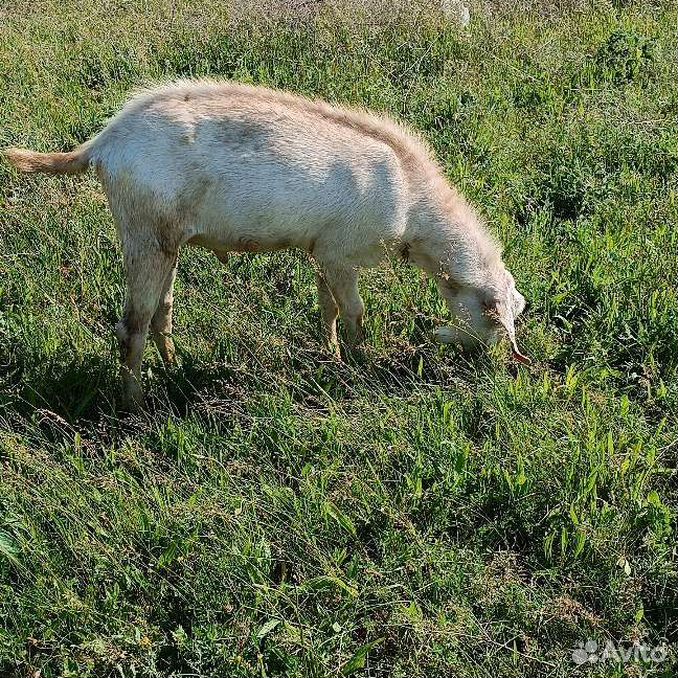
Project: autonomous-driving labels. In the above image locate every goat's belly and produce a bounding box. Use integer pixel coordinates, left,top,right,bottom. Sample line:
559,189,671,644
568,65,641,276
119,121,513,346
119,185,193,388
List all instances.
179,157,405,261
186,232,298,255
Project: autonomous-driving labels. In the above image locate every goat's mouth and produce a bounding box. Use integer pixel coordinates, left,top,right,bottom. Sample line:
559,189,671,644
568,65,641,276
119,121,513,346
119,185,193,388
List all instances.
435,325,531,365
433,325,487,348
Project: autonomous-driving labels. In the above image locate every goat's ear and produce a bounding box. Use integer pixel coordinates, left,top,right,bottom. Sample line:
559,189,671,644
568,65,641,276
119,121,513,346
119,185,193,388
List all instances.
484,299,531,365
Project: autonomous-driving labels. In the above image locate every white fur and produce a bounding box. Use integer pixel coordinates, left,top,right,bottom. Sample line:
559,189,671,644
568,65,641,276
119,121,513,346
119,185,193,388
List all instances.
5,80,528,406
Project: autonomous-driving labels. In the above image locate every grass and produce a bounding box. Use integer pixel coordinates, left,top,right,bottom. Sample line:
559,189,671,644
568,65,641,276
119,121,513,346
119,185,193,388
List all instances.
0,0,677,676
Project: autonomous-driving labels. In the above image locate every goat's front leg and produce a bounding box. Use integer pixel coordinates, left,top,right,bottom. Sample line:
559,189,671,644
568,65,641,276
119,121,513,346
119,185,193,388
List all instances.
318,264,365,349
117,244,177,410
315,270,340,358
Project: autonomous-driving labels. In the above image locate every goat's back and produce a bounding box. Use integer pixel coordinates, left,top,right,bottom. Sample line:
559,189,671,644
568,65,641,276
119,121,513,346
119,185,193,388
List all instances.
90,81,431,254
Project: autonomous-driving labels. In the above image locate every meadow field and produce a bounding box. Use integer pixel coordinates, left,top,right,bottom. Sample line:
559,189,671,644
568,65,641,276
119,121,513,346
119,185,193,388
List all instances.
0,0,677,676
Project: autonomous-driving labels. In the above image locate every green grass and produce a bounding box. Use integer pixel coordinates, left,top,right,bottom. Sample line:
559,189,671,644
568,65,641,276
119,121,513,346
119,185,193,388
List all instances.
1,1,677,676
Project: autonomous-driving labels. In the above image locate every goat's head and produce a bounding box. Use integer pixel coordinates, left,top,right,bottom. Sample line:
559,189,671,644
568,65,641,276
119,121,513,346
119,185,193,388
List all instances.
435,268,529,363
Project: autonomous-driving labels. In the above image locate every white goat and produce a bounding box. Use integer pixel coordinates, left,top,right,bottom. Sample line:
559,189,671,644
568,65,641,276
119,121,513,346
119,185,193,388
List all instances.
4,80,529,408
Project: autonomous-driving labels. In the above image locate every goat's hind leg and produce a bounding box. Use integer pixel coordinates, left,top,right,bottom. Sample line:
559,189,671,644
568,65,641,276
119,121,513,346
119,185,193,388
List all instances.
117,240,178,410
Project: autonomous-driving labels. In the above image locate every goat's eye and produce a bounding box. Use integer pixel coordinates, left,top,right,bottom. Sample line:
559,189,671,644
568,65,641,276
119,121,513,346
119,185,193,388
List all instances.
482,300,498,315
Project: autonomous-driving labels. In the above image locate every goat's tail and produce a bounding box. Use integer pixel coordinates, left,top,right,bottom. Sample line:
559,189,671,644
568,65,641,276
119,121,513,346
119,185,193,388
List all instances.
2,145,91,175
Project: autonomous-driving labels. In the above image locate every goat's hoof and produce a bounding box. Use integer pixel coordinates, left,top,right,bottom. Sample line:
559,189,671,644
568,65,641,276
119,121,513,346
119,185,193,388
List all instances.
322,339,342,361
121,397,144,414
121,382,145,413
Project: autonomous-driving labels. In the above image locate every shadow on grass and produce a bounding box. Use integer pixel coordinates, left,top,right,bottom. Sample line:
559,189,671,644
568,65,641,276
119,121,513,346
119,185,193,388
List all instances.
3,355,117,422
0,328,483,433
